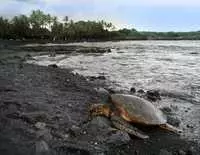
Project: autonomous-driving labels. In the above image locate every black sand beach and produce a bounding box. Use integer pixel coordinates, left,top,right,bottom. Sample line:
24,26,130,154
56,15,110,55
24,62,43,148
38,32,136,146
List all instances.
0,41,199,155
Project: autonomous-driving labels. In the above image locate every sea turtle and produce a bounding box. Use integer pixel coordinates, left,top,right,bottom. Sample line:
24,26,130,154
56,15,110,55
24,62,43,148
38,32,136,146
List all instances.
90,94,182,139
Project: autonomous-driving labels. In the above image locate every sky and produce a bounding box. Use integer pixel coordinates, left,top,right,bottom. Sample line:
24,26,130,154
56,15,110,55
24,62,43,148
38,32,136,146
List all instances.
0,0,200,31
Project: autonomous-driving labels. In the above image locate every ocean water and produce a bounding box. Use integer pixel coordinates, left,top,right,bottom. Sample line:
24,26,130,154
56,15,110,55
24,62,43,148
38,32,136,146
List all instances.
27,40,200,143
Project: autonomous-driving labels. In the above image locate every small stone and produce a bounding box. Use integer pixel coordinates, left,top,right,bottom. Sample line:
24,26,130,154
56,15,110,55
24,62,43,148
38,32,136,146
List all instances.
178,149,186,155
186,124,193,128
36,129,52,141
90,116,111,128
35,122,46,130
48,64,58,68
130,87,136,93
69,125,81,137
161,107,172,114
107,131,131,146
35,140,49,155
64,134,70,139
167,116,181,127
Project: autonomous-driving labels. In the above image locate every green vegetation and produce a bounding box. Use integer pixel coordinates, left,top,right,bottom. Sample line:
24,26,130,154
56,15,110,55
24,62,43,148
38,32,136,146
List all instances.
0,10,200,41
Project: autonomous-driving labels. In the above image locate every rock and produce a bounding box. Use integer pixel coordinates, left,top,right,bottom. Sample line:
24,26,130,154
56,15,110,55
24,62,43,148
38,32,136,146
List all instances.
137,89,145,94
130,87,136,93
68,125,82,137
106,130,131,146
107,88,117,94
186,124,193,128
90,116,111,128
88,76,106,81
37,129,52,141
35,140,50,155
35,122,46,130
159,149,172,155
178,150,186,155
95,87,110,103
161,107,173,114
48,64,58,68
167,116,181,127
146,90,161,101
20,111,48,124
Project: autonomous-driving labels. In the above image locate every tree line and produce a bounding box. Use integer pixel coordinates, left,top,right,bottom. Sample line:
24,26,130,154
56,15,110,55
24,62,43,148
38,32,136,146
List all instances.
0,10,200,41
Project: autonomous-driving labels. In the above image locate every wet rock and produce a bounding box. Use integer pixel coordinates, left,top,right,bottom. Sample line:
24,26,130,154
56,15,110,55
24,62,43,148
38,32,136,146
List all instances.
35,140,50,155
24,54,34,60
159,149,172,155
48,64,58,68
130,87,136,93
190,52,198,55
146,90,161,101
106,131,131,146
186,124,193,129
35,122,46,130
161,107,173,114
107,88,117,94
88,76,106,81
137,89,145,94
167,116,181,127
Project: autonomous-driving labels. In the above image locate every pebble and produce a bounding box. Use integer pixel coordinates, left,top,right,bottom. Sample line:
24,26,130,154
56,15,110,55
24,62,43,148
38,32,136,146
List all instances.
35,140,50,155
35,122,46,130
130,87,136,93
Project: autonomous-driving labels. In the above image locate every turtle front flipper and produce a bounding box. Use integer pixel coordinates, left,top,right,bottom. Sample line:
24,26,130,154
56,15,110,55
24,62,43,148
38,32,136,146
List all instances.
111,115,149,139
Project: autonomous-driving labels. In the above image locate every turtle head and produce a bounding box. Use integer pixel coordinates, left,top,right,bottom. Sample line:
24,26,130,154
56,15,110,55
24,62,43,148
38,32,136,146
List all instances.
90,104,111,118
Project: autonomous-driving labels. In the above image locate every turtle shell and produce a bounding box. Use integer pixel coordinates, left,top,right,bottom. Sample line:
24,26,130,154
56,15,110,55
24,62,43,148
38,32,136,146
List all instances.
111,94,167,125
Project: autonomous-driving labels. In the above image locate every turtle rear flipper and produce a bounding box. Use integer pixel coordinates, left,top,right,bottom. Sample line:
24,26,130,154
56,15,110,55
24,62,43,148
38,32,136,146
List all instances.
160,123,182,134
111,115,149,139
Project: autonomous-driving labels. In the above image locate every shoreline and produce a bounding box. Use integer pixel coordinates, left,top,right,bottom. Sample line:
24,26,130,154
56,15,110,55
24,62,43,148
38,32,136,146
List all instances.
0,42,199,154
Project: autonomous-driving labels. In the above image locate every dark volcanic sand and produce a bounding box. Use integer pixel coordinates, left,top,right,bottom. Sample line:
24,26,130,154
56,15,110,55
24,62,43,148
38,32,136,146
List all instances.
0,43,199,155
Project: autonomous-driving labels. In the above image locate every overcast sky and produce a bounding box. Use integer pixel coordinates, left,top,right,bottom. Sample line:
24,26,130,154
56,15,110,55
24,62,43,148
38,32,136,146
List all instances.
0,0,200,31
